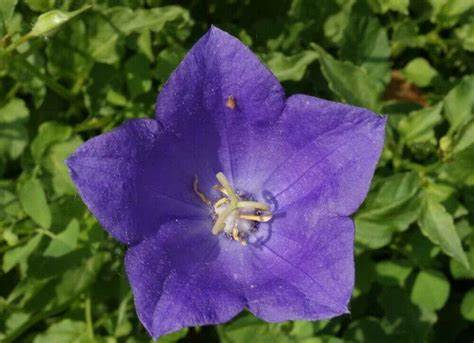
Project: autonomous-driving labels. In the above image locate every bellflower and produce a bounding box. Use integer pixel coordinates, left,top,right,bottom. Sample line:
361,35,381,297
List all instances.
66,26,386,339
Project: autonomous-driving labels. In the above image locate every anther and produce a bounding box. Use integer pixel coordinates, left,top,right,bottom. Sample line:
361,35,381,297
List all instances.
196,172,272,244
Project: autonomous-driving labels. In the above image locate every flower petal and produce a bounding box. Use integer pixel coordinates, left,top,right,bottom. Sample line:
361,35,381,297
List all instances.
125,218,245,339
155,26,285,183
244,213,354,321
67,119,208,245
263,95,386,216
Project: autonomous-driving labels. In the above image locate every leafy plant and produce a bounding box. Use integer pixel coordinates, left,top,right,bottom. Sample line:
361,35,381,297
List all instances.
1,0,472,342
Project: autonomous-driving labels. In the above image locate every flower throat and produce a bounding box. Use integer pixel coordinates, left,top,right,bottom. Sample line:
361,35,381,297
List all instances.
193,172,272,245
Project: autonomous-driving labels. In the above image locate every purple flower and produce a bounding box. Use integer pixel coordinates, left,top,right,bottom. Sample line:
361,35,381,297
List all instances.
66,26,386,339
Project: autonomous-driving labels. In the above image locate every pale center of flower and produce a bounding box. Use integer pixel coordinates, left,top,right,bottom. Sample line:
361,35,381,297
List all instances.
193,172,272,245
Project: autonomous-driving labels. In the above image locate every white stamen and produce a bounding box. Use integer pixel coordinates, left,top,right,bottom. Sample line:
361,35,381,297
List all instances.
210,172,272,243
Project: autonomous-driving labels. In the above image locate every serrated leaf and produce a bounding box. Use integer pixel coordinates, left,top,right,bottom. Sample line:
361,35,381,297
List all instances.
43,219,80,257
355,172,422,249
266,50,318,82
314,45,382,111
18,176,51,229
107,6,192,35
340,3,390,84
450,243,474,279
398,103,443,145
418,195,469,268
429,0,474,27
2,234,42,273
411,270,450,311
0,0,17,35
440,143,474,185
444,75,474,133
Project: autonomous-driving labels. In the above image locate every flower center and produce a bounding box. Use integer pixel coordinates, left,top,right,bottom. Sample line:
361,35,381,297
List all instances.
193,172,272,245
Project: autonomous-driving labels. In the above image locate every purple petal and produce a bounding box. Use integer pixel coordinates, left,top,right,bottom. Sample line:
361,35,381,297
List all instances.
244,214,355,321
263,95,386,216
125,218,245,338
155,26,286,185
66,119,208,245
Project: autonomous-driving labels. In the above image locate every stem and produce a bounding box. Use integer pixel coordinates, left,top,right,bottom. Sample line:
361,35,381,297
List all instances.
5,33,33,53
13,56,74,100
85,295,94,340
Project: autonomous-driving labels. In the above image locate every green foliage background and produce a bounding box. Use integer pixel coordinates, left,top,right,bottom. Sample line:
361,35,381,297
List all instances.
1,0,473,342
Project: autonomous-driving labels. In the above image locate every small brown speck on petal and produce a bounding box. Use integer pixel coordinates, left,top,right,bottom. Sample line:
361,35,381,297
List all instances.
225,96,236,110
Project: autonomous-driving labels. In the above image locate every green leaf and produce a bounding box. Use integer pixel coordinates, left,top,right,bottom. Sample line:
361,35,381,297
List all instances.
289,0,342,43
314,45,382,111
18,176,51,229
418,195,469,268
154,46,186,81
368,0,409,14
355,172,422,249
375,260,412,287
24,0,55,12
398,103,443,145
41,135,83,196
84,12,121,65
440,143,474,185
266,50,318,82
0,180,22,220
402,230,440,268
218,313,294,343
125,54,152,99
429,0,474,27
455,22,474,51
450,247,474,279
340,3,390,85
46,19,93,80
460,289,474,321
30,5,91,37
344,317,391,342
411,270,450,311
354,254,375,296
107,6,192,35
2,234,42,273
31,122,73,164
401,58,439,87
323,0,355,44
443,75,474,133
0,0,17,34
0,98,29,160
378,287,436,342
43,219,80,257
33,319,90,343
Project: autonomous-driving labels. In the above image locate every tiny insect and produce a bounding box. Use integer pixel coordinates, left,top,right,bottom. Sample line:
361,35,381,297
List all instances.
225,95,236,109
